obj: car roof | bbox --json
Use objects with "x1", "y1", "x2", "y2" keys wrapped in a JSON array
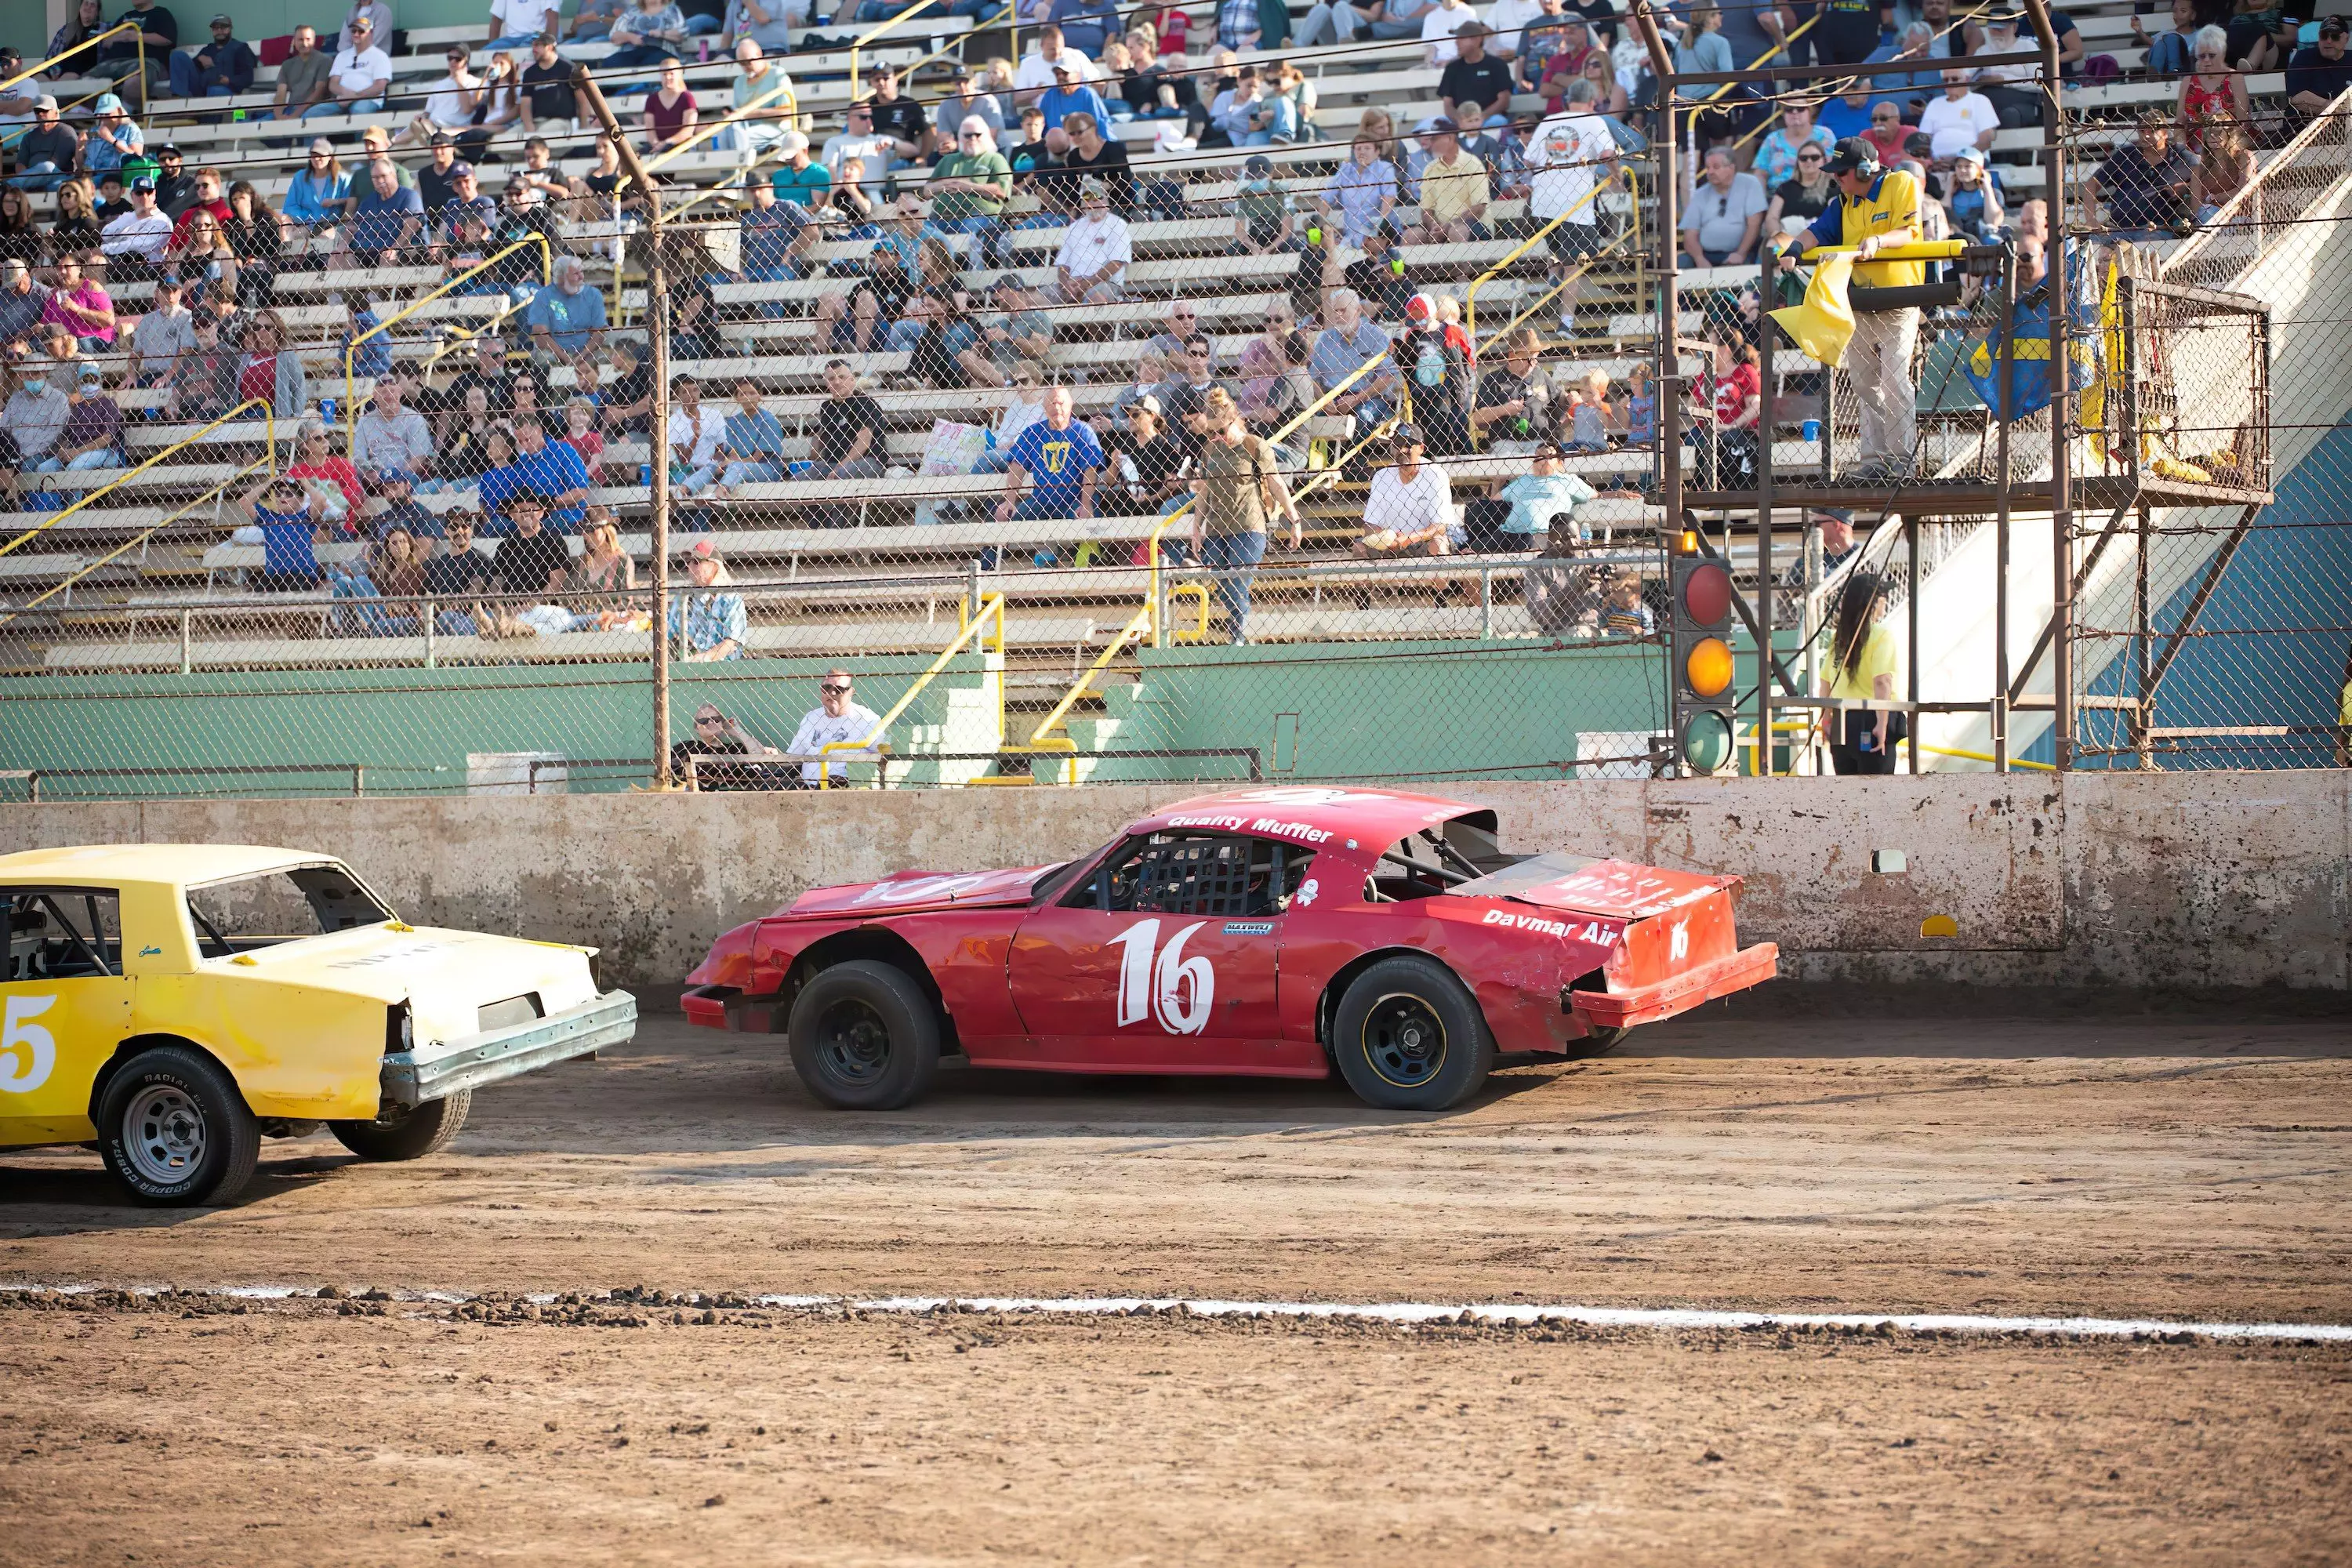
[
  {"x1": 1133, "y1": 786, "x2": 1484, "y2": 846},
  {"x1": 0, "y1": 843, "x2": 334, "y2": 889}
]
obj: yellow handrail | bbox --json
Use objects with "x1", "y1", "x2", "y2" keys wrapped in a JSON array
[
  {"x1": 0, "y1": 396, "x2": 273, "y2": 561},
  {"x1": 1, "y1": 20, "x2": 142, "y2": 100},
  {"x1": 1464, "y1": 171, "x2": 1622, "y2": 355},
  {"x1": 0, "y1": 449, "x2": 272, "y2": 625},
  {"x1": 639, "y1": 74, "x2": 796, "y2": 184},
  {"x1": 1027, "y1": 406, "x2": 1400, "y2": 753},
  {"x1": 1142, "y1": 347, "x2": 1391, "y2": 647},
  {"x1": 848, "y1": 0, "x2": 940, "y2": 106},
  {"x1": 1914, "y1": 742, "x2": 2056, "y2": 772},
  {"x1": 341, "y1": 234, "x2": 554, "y2": 453},
  {"x1": 1475, "y1": 223, "x2": 1639, "y2": 364},
  {"x1": 818, "y1": 589, "x2": 1006, "y2": 787}
]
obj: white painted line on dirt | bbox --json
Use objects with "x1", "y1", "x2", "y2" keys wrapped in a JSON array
[{"x1": 5, "y1": 1282, "x2": 2349, "y2": 1341}]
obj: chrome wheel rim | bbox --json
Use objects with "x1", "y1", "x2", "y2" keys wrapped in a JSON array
[
  {"x1": 1363, "y1": 994, "x2": 1446, "y2": 1089},
  {"x1": 813, "y1": 999, "x2": 892, "y2": 1087},
  {"x1": 122, "y1": 1085, "x2": 206, "y2": 1185}
]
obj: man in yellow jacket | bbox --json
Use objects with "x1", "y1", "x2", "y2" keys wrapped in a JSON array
[{"x1": 1772, "y1": 136, "x2": 1924, "y2": 481}]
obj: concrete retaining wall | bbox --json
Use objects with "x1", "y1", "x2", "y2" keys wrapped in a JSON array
[{"x1": 3, "y1": 774, "x2": 2344, "y2": 993}]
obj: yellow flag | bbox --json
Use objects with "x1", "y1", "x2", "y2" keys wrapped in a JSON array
[{"x1": 1768, "y1": 251, "x2": 1857, "y2": 368}]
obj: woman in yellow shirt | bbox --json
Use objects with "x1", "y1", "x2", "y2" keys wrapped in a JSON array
[{"x1": 1824, "y1": 572, "x2": 1902, "y2": 775}]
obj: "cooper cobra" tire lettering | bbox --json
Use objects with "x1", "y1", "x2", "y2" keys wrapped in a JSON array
[
  {"x1": 1108, "y1": 919, "x2": 1216, "y2": 1036},
  {"x1": 0, "y1": 993, "x2": 59, "y2": 1093}
]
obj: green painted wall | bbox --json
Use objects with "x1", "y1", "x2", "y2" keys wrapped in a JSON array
[
  {"x1": 1067, "y1": 638, "x2": 1671, "y2": 783},
  {"x1": 0, "y1": 652, "x2": 1000, "y2": 798}
]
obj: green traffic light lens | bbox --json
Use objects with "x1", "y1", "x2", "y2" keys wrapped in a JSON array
[{"x1": 1681, "y1": 710, "x2": 1733, "y2": 774}]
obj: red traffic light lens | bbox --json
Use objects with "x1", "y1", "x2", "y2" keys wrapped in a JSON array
[{"x1": 1682, "y1": 561, "x2": 1733, "y2": 625}]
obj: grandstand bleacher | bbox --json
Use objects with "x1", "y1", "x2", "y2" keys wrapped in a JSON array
[{"x1": 0, "y1": 0, "x2": 2333, "y2": 782}]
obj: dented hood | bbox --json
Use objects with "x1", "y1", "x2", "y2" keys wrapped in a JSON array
[
  {"x1": 1451, "y1": 852, "x2": 1737, "y2": 920},
  {"x1": 786, "y1": 865, "x2": 1057, "y2": 919}
]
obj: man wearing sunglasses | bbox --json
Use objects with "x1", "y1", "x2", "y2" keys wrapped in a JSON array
[
  {"x1": 671, "y1": 703, "x2": 793, "y2": 792},
  {"x1": 786, "y1": 670, "x2": 884, "y2": 788}
]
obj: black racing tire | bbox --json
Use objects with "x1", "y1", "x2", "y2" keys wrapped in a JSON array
[
  {"x1": 788, "y1": 960, "x2": 942, "y2": 1111},
  {"x1": 1330, "y1": 955, "x2": 1496, "y2": 1112},
  {"x1": 96, "y1": 1046, "x2": 261, "y2": 1207},
  {"x1": 329, "y1": 1089, "x2": 472, "y2": 1161}
]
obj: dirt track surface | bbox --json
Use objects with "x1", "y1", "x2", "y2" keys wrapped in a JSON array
[{"x1": 5, "y1": 1006, "x2": 2351, "y2": 1563}]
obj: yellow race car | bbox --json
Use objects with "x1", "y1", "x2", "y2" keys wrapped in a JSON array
[{"x1": 0, "y1": 844, "x2": 634, "y2": 1207}]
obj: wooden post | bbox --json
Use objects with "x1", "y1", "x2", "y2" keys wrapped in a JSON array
[{"x1": 573, "y1": 62, "x2": 676, "y2": 788}]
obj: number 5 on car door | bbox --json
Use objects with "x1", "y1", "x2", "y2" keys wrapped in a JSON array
[{"x1": 0, "y1": 887, "x2": 133, "y2": 1145}]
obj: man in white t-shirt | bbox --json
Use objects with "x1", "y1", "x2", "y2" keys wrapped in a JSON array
[
  {"x1": 1356, "y1": 423, "x2": 1461, "y2": 559},
  {"x1": 1527, "y1": 79, "x2": 1617, "y2": 325},
  {"x1": 1421, "y1": 0, "x2": 1480, "y2": 64},
  {"x1": 488, "y1": 0, "x2": 558, "y2": 48},
  {"x1": 1481, "y1": 0, "x2": 1545, "y2": 57},
  {"x1": 1054, "y1": 180, "x2": 1131, "y2": 303},
  {"x1": 1013, "y1": 25, "x2": 1098, "y2": 103},
  {"x1": 786, "y1": 668, "x2": 885, "y2": 786},
  {"x1": 100, "y1": 176, "x2": 174, "y2": 267},
  {"x1": 1915, "y1": 67, "x2": 1999, "y2": 162},
  {"x1": 319, "y1": 15, "x2": 393, "y2": 117}
]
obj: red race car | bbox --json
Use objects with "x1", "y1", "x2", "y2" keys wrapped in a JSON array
[{"x1": 682, "y1": 787, "x2": 1777, "y2": 1112}]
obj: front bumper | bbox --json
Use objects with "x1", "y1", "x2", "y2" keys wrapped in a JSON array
[
  {"x1": 1569, "y1": 942, "x2": 1779, "y2": 1032},
  {"x1": 383, "y1": 989, "x2": 637, "y2": 1106}
]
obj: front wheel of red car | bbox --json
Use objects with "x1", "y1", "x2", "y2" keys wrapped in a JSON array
[
  {"x1": 1330, "y1": 956, "x2": 1495, "y2": 1112},
  {"x1": 788, "y1": 960, "x2": 942, "y2": 1111}
]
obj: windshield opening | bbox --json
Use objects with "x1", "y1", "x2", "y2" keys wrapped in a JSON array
[
  {"x1": 1362, "y1": 813, "x2": 1528, "y2": 903},
  {"x1": 185, "y1": 864, "x2": 394, "y2": 956}
]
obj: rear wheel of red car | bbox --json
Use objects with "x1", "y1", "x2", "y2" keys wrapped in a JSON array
[
  {"x1": 788, "y1": 960, "x2": 941, "y2": 1111},
  {"x1": 1330, "y1": 956, "x2": 1495, "y2": 1112},
  {"x1": 96, "y1": 1045, "x2": 260, "y2": 1207},
  {"x1": 330, "y1": 1089, "x2": 472, "y2": 1161}
]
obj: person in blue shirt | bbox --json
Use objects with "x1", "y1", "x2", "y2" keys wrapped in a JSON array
[
  {"x1": 168, "y1": 14, "x2": 256, "y2": 100},
  {"x1": 1036, "y1": 61, "x2": 1115, "y2": 151},
  {"x1": 237, "y1": 470, "x2": 328, "y2": 591},
  {"x1": 527, "y1": 256, "x2": 608, "y2": 385},
  {"x1": 717, "y1": 375, "x2": 787, "y2": 493},
  {"x1": 343, "y1": 296, "x2": 390, "y2": 384},
  {"x1": 996, "y1": 384, "x2": 1103, "y2": 522},
  {"x1": 282, "y1": 140, "x2": 353, "y2": 240},
  {"x1": 343, "y1": 159, "x2": 425, "y2": 266},
  {"x1": 1045, "y1": 0, "x2": 1122, "y2": 55},
  {"x1": 506, "y1": 416, "x2": 593, "y2": 532}
]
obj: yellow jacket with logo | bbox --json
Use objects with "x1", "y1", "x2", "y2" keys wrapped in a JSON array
[{"x1": 1797, "y1": 169, "x2": 1926, "y2": 289}]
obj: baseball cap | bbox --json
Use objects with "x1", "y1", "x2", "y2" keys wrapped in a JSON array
[
  {"x1": 210, "y1": 12, "x2": 233, "y2": 23},
  {"x1": 1953, "y1": 145, "x2": 1985, "y2": 165},
  {"x1": 1079, "y1": 176, "x2": 1109, "y2": 201},
  {"x1": 1404, "y1": 293, "x2": 1434, "y2": 322},
  {"x1": 449, "y1": 161, "x2": 475, "y2": 180},
  {"x1": 370, "y1": 467, "x2": 412, "y2": 485},
  {"x1": 308, "y1": 136, "x2": 335, "y2": 154},
  {"x1": 1904, "y1": 131, "x2": 1934, "y2": 157},
  {"x1": 154, "y1": 271, "x2": 183, "y2": 289},
  {"x1": 948, "y1": 60, "x2": 972, "y2": 78},
  {"x1": 1133, "y1": 393, "x2": 1162, "y2": 416},
  {"x1": 78, "y1": 364, "x2": 102, "y2": 384},
  {"x1": 93, "y1": 93, "x2": 123, "y2": 114},
  {"x1": 994, "y1": 272, "x2": 1025, "y2": 291},
  {"x1": 1390, "y1": 422, "x2": 1425, "y2": 448},
  {"x1": 685, "y1": 537, "x2": 723, "y2": 561},
  {"x1": 1050, "y1": 56, "x2": 1078, "y2": 73},
  {"x1": 1809, "y1": 506, "x2": 1855, "y2": 524},
  {"x1": 505, "y1": 489, "x2": 546, "y2": 510},
  {"x1": 431, "y1": 129, "x2": 455, "y2": 146},
  {"x1": 156, "y1": 143, "x2": 181, "y2": 157},
  {"x1": 1416, "y1": 115, "x2": 1454, "y2": 135},
  {"x1": 129, "y1": 174, "x2": 155, "y2": 194},
  {"x1": 2321, "y1": 15, "x2": 2347, "y2": 34},
  {"x1": 33, "y1": 94, "x2": 56, "y2": 113},
  {"x1": 1823, "y1": 136, "x2": 1879, "y2": 176},
  {"x1": 1243, "y1": 153, "x2": 1273, "y2": 176}
]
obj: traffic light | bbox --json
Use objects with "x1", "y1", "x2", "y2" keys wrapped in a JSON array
[{"x1": 1670, "y1": 531, "x2": 1737, "y2": 775}]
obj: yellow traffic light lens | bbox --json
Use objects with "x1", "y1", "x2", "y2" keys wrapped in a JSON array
[{"x1": 1686, "y1": 636, "x2": 1733, "y2": 698}]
